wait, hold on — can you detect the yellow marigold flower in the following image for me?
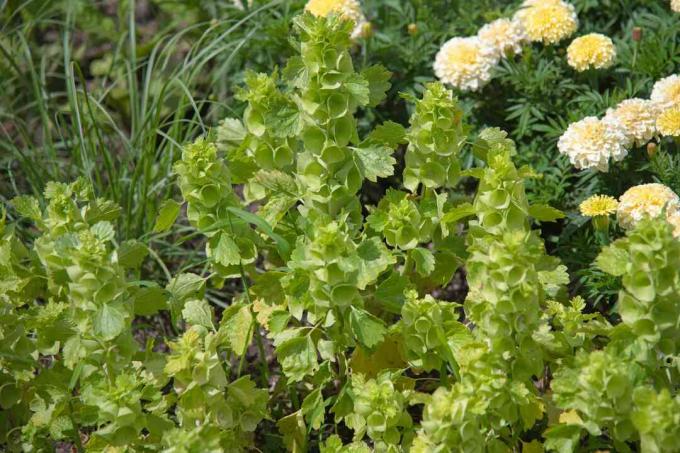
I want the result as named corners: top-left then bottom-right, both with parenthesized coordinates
top-left (579, 195), bottom-right (618, 217)
top-left (305, 0), bottom-right (367, 39)
top-left (567, 33), bottom-right (616, 72)
top-left (672, 0), bottom-right (680, 13)
top-left (617, 183), bottom-right (680, 230)
top-left (434, 36), bottom-right (499, 92)
top-left (651, 74), bottom-right (680, 109)
top-left (514, 0), bottom-right (578, 45)
top-left (603, 98), bottom-right (660, 147)
top-left (657, 107), bottom-right (680, 137)
top-left (477, 18), bottom-right (526, 59)
top-left (557, 116), bottom-right (627, 172)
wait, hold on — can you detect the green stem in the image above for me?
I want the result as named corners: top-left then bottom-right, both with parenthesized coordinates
top-left (289, 383), bottom-right (300, 410)
top-left (440, 362), bottom-right (450, 387)
top-left (254, 326), bottom-right (270, 387)
top-left (237, 319), bottom-right (254, 378)
top-left (68, 398), bottom-right (84, 452)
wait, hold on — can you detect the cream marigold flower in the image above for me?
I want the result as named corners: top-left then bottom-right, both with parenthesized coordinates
top-left (650, 74), bottom-right (680, 109)
top-left (566, 33), bottom-right (616, 71)
top-left (514, 0), bottom-right (578, 45)
top-left (667, 210), bottom-right (680, 238)
top-left (232, 0), bottom-right (253, 9)
top-left (603, 98), bottom-right (660, 147)
top-left (433, 36), bottom-right (499, 92)
top-left (521, 0), bottom-right (564, 5)
top-left (672, 0), bottom-right (680, 13)
top-left (617, 183), bottom-right (680, 230)
top-left (305, 0), bottom-right (367, 39)
top-left (477, 18), bottom-right (526, 59)
top-left (657, 107), bottom-right (680, 137)
top-left (557, 116), bottom-right (627, 172)
top-left (579, 195), bottom-right (618, 217)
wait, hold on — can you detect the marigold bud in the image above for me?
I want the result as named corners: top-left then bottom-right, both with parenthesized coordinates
top-left (647, 142), bottom-right (657, 158)
top-left (361, 21), bottom-right (374, 38)
top-left (632, 27), bottom-right (642, 42)
top-left (407, 23), bottom-right (418, 36)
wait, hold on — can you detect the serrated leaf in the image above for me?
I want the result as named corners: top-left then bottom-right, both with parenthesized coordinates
top-left (94, 304), bottom-right (126, 341)
top-left (226, 143), bottom-right (259, 184)
top-left (596, 244), bottom-right (628, 276)
top-left (543, 424), bottom-right (583, 453)
top-left (559, 409), bottom-right (583, 425)
top-left (345, 73), bottom-right (370, 106)
top-left (269, 310), bottom-right (291, 334)
top-left (90, 221), bottom-right (115, 242)
top-left (85, 199), bottom-right (122, 224)
top-left (362, 65), bottom-right (391, 107)
top-left (538, 265), bottom-right (570, 298)
top-left (166, 273), bottom-right (205, 301)
top-left (252, 169), bottom-right (298, 195)
top-left (410, 247), bottom-right (435, 276)
top-left (276, 335), bottom-right (318, 383)
top-left (529, 204), bottom-right (565, 222)
top-left (277, 410), bottom-right (307, 453)
top-left (349, 307), bottom-right (386, 349)
top-left (301, 388), bottom-right (327, 430)
top-left (132, 286), bottom-right (168, 316)
top-left (117, 240), bottom-right (148, 268)
top-left (472, 127), bottom-right (515, 161)
top-left (259, 194), bottom-right (296, 228)
top-left (356, 237), bottom-right (395, 289)
top-left (317, 340), bottom-right (335, 361)
top-left (265, 99), bottom-right (301, 138)
top-left (181, 299), bottom-right (214, 330)
top-left (220, 304), bottom-right (253, 355)
top-left (10, 195), bottom-right (42, 223)
top-left (350, 334), bottom-right (406, 378)
top-left (368, 121), bottom-right (407, 148)
top-left (214, 233), bottom-right (241, 266)
top-left (353, 146), bottom-right (396, 182)
top-left (217, 118), bottom-right (247, 145)
top-left (374, 272), bottom-right (407, 314)
top-left (153, 199), bottom-right (182, 233)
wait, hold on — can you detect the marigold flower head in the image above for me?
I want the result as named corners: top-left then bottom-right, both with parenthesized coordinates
top-left (434, 36), bottom-right (499, 92)
top-left (232, 0), bottom-right (253, 9)
top-left (672, 0), bottom-right (680, 13)
top-left (521, 0), bottom-right (564, 5)
top-left (617, 183), bottom-right (680, 230)
top-left (305, 0), bottom-right (367, 39)
top-left (477, 18), bottom-right (526, 59)
top-left (566, 33), bottom-right (616, 72)
top-left (603, 98), bottom-right (660, 147)
top-left (650, 74), bottom-right (680, 109)
top-left (667, 210), bottom-right (680, 238)
top-left (657, 107), bottom-right (680, 137)
top-left (579, 195), bottom-right (618, 217)
top-left (557, 116), bottom-right (627, 172)
top-left (514, 0), bottom-right (578, 45)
